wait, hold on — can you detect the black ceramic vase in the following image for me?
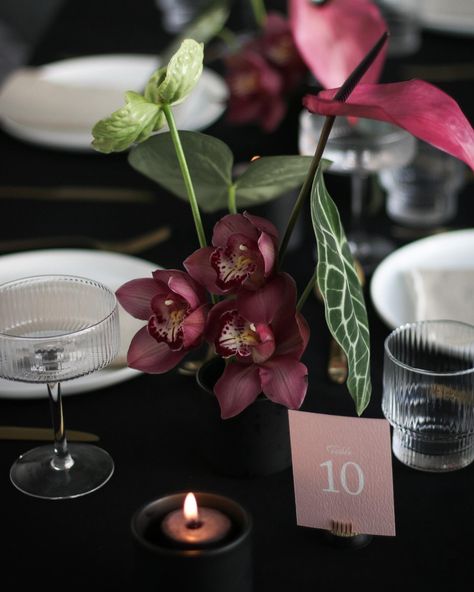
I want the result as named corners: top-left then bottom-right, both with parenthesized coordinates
top-left (195, 358), bottom-right (292, 478)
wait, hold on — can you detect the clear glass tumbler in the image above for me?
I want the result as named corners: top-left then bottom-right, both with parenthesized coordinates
top-left (382, 320), bottom-right (474, 472)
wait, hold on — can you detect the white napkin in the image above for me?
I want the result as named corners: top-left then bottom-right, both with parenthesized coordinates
top-left (404, 268), bottom-right (474, 325)
top-left (0, 67), bottom-right (126, 130)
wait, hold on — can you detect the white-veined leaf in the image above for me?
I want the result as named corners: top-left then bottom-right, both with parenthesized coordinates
top-left (311, 163), bottom-right (371, 415)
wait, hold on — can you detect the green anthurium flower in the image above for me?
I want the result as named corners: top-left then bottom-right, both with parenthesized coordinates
top-left (92, 39), bottom-right (204, 153)
top-left (92, 91), bottom-right (163, 153)
top-left (149, 39), bottom-right (204, 105)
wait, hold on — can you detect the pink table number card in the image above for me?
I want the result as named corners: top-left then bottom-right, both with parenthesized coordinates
top-left (288, 411), bottom-right (396, 537)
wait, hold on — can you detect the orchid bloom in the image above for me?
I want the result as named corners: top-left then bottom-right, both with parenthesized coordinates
top-left (184, 212), bottom-right (279, 295)
top-left (304, 80), bottom-right (474, 170)
top-left (289, 0), bottom-right (387, 89)
top-left (116, 270), bottom-right (208, 373)
top-left (225, 47), bottom-right (286, 132)
top-left (259, 12), bottom-right (307, 92)
top-left (206, 273), bottom-right (310, 419)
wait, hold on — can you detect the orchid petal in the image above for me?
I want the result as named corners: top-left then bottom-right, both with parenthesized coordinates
top-left (237, 273), bottom-right (297, 324)
top-left (214, 362), bottom-right (261, 419)
top-left (168, 273), bottom-right (205, 309)
top-left (289, 0), bottom-right (387, 89)
top-left (243, 212), bottom-right (279, 241)
top-left (273, 313), bottom-right (309, 359)
top-left (115, 278), bottom-right (161, 320)
top-left (251, 323), bottom-right (276, 364)
top-left (211, 234), bottom-right (260, 292)
top-left (257, 231), bottom-right (276, 277)
top-left (212, 214), bottom-right (259, 246)
top-left (304, 81), bottom-right (474, 170)
top-left (182, 304), bottom-right (208, 349)
top-left (259, 357), bottom-right (308, 409)
top-left (205, 300), bottom-right (236, 343)
top-left (127, 326), bottom-right (185, 373)
top-left (184, 247), bottom-right (227, 295)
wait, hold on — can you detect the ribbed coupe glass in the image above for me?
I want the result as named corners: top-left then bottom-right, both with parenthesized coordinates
top-left (0, 275), bottom-right (119, 499)
top-left (382, 321), bottom-right (474, 472)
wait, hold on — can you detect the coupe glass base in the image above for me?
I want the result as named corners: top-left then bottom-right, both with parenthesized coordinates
top-left (392, 429), bottom-right (474, 473)
top-left (10, 443), bottom-right (114, 499)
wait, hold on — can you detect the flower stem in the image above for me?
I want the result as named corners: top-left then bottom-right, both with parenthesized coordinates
top-left (228, 184), bottom-right (237, 214)
top-left (162, 104), bottom-right (207, 249)
top-left (250, 0), bottom-right (267, 27)
top-left (278, 115), bottom-right (335, 267)
top-left (297, 268), bottom-right (318, 312)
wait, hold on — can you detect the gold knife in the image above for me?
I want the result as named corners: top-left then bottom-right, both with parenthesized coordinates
top-left (0, 426), bottom-right (99, 442)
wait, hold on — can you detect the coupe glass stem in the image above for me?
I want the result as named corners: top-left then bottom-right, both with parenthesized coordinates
top-left (350, 171), bottom-right (368, 235)
top-left (47, 382), bottom-right (74, 471)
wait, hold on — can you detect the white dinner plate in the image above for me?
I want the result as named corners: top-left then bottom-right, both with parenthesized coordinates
top-left (418, 0), bottom-right (474, 35)
top-left (370, 229), bottom-right (474, 328)
top-left (0, 249), bottom-right (160, 398)
top-left (0, 54), bottom-right (228, 151)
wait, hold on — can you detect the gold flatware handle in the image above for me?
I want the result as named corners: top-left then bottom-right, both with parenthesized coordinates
top-left (0, 426), bottom-right (99, 442)
top-left (328, 339), bottom-right (348, 384)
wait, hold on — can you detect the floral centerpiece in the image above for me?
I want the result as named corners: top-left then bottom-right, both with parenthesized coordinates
top-left (91, 0), bottom-right (473, 428)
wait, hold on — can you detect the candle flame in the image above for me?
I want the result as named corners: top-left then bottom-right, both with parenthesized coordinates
top-left (183, 492), bottom-right (199, 523)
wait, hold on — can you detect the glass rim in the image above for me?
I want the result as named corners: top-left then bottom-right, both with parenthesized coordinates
top-left (0, 274), bottom-right (118, 341)
top-left (384, 319), bottom-right (474, 377)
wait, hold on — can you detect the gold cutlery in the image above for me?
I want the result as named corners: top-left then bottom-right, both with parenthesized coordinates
top-left (0, 226), bottom-right (171, 255)
top-left (0, 185), bottom-right (156, 203)
top-left (0, 426), bottom-right (99, 442)
top-left (315, 260), bottom-right (365, 384)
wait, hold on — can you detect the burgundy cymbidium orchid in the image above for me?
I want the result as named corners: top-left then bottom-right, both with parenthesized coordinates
top-left (116, 270), bottom-right (208, 373)
top-left (205, 273), bottom-right (310, 419)
top-left (184, 212), bottom-right (279, 295)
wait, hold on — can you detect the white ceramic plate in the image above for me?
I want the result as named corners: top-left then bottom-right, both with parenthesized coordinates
top-left (370, 229), bottom-right (474, 328)
top-left (419, 0), bottom-right (474, 35)
top-left (0, 54), bottom-right (228, 150)
top-left (0, 249), bottom-right (159, 398)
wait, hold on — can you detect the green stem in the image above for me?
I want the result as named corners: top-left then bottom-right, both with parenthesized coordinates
top-left (297, 268), bottom-right (318, 313)
top-left (228, 184), bottom-right (237, 214)
top-left (162, 104), bottom-right (207, 249)
top-left (250, 0), bottom-right (267, 27)
top-left (217, 27), bottom-right (239, 51)
top-left (278, 115), bottom-right (335, 267)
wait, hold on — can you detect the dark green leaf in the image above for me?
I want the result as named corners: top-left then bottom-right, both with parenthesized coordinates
top-left (311, 164), bottom-right (371, 415)
top-left (128, 130), bottom-right (233, 212)
top-left (235, 155), bottom-right (313, 207)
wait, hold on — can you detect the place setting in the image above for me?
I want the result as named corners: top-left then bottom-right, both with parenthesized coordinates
top-left (0, 0), bottom-right (473, 590)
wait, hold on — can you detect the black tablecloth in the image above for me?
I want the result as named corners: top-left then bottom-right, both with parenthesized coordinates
top-left (1, 1), bottom-right (473, 589)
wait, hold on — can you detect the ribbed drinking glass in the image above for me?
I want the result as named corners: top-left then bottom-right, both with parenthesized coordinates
top-left (382, 320), bottom-right (474, 472)
top-left (0, 275), bottom-right (119, 499)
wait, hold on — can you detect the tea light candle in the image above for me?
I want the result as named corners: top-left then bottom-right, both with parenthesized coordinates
top-left (131, 492), bottom-right (253, 592)
top-left (161, 492), bottom-right (232, 548)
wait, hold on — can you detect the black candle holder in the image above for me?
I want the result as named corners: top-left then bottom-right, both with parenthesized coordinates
top-left (131, 492), bottom-right (253, 592)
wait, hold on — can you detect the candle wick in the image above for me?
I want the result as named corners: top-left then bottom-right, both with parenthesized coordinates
top-left (186, 519), bottom-right (203, 530)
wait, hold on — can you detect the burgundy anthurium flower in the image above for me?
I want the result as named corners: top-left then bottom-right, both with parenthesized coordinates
top-left (116, 270), bottom-right (208, 373)
top-left (225, 46), bottom-right (286, 132)
top-left (304, 80), bottom-right (474, 170)
top-left (289, 0), bottom-right (387, 89)
top-left (184, 212), bottom-right (279, 295)
top-left (205, 273), bottom-right (310, 419)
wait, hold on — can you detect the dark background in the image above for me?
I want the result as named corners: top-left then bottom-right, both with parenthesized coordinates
top-left (0, 1), bottom-right (473, 589)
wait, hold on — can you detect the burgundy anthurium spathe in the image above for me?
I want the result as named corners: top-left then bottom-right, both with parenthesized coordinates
top-left (184, 212), bottom-right (279, 295)
top-left (205, 273), bottom-right (310, 419)
top-left (289, 0), bottom-right (387, 89)
top-left (116, 270), bottom-right (208, 373)
top-left (304, 80), bottom-right (474, 170)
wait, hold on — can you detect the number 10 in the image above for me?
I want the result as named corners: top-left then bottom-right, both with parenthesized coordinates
top-left (320, 460), bottom-right (365, 496)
